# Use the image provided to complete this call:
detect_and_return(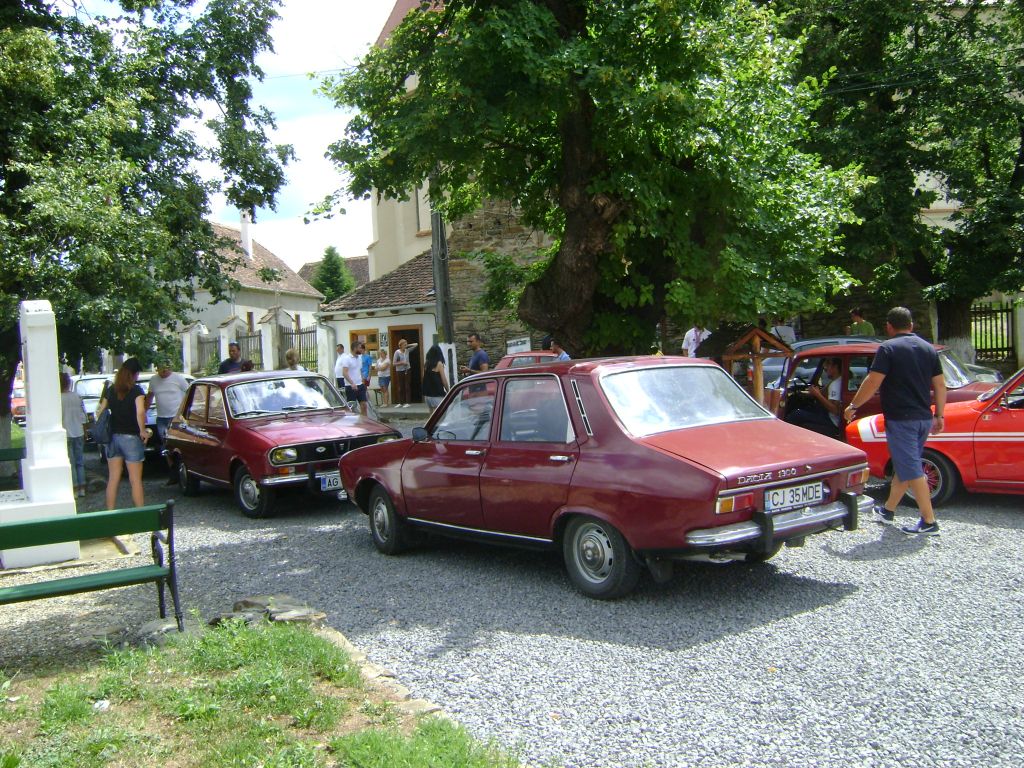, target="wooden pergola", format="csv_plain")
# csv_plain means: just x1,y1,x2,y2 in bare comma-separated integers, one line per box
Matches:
721,327,792,406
